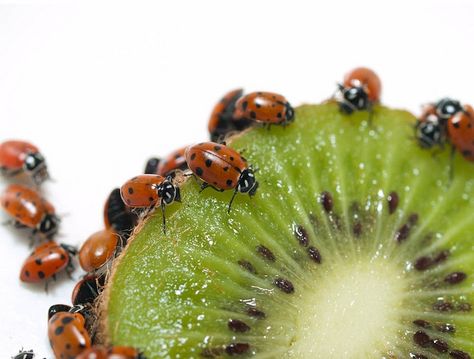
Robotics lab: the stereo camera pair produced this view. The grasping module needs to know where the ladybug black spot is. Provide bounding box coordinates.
[230,156,234,161]
[149,197,155,202]
[453,122,460,129]
[38,271,45,279]
[242,101,248,111]
[54,326,64,335]
[60,254,66,261]
[256,103,261,108]
[25,270,30,277]
[214,145,222,151]
[250,111,257,119]
[226,179,233,186]
[128,187,134,195]
[196,167,203,176]
[205,159,212,168]
[277,112,282,118]
[190,153,196,161]
[61,316,74,325]
[35,258,42,266]
[65,343,71,350]
[223,166,229,172]
[16,192,21,197]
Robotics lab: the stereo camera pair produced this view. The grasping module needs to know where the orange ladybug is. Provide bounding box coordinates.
[156,146,188,176]
[208,88,250,141]
[185,142,258,212]
[447,104,474,161]
[48,311,91,359]
[20,241,76,285]
[233,91,294,127]
[337,67,381,114]
[78,229,118,272]
[76,345,144,359]
[0,140,49,185]
[1,184,60,239]
[120,175,181,232]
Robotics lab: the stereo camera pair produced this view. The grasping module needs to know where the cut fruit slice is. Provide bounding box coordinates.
[102,104,474,359]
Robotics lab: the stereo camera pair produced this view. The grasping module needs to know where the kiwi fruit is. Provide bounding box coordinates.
[101,103,474,358]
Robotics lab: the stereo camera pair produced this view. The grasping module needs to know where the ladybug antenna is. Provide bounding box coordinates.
[161,201,167,235]
[228,188,238,214]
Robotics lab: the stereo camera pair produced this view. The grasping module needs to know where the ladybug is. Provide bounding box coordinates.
[233,91,294,127]
[71,274,105,306]
[120,175,181,232]
[1,184,60,240]
[447,104,474,161]
[79,229,118,272]
[103,188,138,240]
[144,157,160,174]
[0,140,49,185]
[20,241,77,287]
[48,311,91,359]
[185,142,258,212]
[435,97,463,120]
[415,104,447,149]
[12,349,35,359]
[208,88,251,141]
[156,146,188,176]
[336,67,382,114]
[48,304,73,320]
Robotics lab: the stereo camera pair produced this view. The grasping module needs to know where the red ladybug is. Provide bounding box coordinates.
[185,142,258,212]
[0,140,49,185]
[103,188,138,240]
[233,91,294,127]
[76,345,144,359]
[20,241,77,286]
[337,67,381,114]
[447,104,474,161]
[208,88,250,141]
[120,175,181,232]
[78,229,118,272]
[48,311,91,359]
[1,184,60,239]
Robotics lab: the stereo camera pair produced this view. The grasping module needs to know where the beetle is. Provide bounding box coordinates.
[48,311,91,359]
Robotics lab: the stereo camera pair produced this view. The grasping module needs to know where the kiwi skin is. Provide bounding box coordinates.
[100,103,474,358]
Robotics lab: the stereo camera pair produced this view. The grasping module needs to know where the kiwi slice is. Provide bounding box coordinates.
[102,103,474,358]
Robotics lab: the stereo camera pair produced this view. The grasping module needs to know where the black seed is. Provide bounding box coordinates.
[226,179,233,186]
[246,307,265,319]
[434,250,449,264]
[413,330,430,347]
[293,224,308,246]
[409,354,428,359]
[414,256,433,271]
[408,213,419,225]
[449,350,471,359]
[352,221,362,237]
[190,153,196,161]
[238,260,256,274]
[444,272,467,284]
[432,338,449,353]
[35,258,42,265]
[128,187,134,195]
[214,145,222,151]
[308,246,321,264]
[256,245,275,261]
[413,319,430,328]
[38,271,45,279]
[205,159,212,168]
[201,346,224,358]
[274,277,294,294]
[437,323,456,333]
[54,326,64,336]
[433,301,453,312]
[387,191,399,214]
[457,302,471,312]
[25,270,30,277]
[195,167,203,176]
[61,316,74,325]
[228,319,250,332]
[250,111,257,119]
[320,191,333,212]
[225,343,249,355]
[395,224,410,242]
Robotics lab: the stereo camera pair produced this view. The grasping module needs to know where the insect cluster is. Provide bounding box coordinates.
[4,67,473,359]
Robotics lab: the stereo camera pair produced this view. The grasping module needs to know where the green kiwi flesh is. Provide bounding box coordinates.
[104,103,474,358]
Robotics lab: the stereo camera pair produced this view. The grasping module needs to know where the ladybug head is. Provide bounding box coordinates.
[284,103,295,124]
[415,118,445,149]
[337,84,369,115]
[237,169,258,195]
[23,152,49,184]
[38,213,60,238]
[48,304,72,320]
[435,98,462,119]
[158,179,181,205]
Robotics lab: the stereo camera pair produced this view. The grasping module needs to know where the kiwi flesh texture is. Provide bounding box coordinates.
[103,103,474,358]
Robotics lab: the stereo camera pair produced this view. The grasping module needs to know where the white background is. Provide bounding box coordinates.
[0,1,473,357]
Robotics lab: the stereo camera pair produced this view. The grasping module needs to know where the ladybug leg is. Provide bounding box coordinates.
[160,200,167,235]
[227,188,239,214]
[199,182,210,193]
[44,280,49,293]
